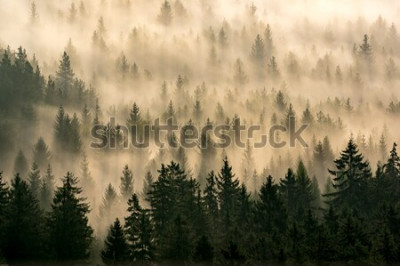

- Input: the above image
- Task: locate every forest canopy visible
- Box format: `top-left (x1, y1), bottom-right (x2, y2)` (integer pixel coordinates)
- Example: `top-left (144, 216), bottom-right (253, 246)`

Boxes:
top-left (0, 0), bottom-right (400, 264)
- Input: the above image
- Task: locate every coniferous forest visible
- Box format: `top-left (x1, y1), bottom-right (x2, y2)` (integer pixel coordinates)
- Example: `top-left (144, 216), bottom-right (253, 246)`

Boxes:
top-left (1, 0), bottom-right (400, 264)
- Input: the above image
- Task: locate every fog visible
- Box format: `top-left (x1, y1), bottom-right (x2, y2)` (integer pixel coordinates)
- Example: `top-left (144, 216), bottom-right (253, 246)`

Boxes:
top-left (1, 0), bottom-right (400, 259)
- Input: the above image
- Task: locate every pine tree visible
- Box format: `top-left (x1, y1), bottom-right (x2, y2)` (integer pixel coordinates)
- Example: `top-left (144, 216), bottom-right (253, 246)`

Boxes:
top-left (301, 107), bottom-right (314, 125)
top-left (233, 58), bottom-right (248, 86)
top-left (295, 161), bottom-right (314, 220)
top-left (47, 172), bottom-right (93, 261)
top-left (359, 34), bottom-right (373, 63)
top-left (100, 184), bottom-right (117, 217)
top-left (142, 171), bottom-right (153, 202)
top-left (0, 172), bottom-right (9, 250)
top-left (322, 136), bottom-right (335, 164)
top-left (80, 152), bottom-right (94, 191)
top-left (203, 171), bottom-right (219, 233)
top-left (324, 139), bottom-right (372, 212)
top-left (165, 215), bottom-right (191, 260)
top-left (280, 168), bottom-right (297, 220)
top-left (268, 56), bottom-right (280, 80)
top-left (28, 162), bottom-right (41, 200)
top-left (216, 158), bottom-right (241, 240)
top-left (127, 102), bottom-right (142, 126)
top-left (275, 90), bottom-right (287, 112)
top-left (31, 1), bottom-right (38, 24)
top-left (149, 161), bottom-right (198, 254)
top-left (33, 137), bottom-right (51, 170)
top-left (219, 27), bottom-right (227, 47)
top-left (313, 141), bottom-right (325, 177)
top-left (283, 103), bottom-right (296, 130)
top-left (379, 134), bottom-right (388, 162)
top-left (158, 0), bottom-right (173, 25)
top-left (261, 26), bottom-right (273, 55)
top-left (101, 218), bottom-right (129, 264)
top-left (56, 52), bottom-right (74, 96)
top-left (40, 164), bottom-right (54, 211)
top-left (193, 235), bottom-right (214, 263)
top-left (120, 165), bottom-right (134, 200)
top-left (251, 34), bottom-right (266, 66)
top-left (124, 194), bottom-right (154, 261)
top-left (383, 143), bottom-right (400, 179)
top-left (3, 174), bottom-right (43, 261)
top-left (13, 150), bottom-right (28, 177)
top-left (81, 104), bottom-right (91, 137)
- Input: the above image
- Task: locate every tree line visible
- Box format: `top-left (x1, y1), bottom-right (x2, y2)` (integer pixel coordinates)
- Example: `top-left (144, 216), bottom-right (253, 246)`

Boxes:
top-left (0, 138), bottom-right (400, 264)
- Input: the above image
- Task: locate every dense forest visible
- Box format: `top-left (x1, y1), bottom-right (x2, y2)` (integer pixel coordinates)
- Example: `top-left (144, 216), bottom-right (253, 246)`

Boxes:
top-left (1, 0), bottom-right (400, 264)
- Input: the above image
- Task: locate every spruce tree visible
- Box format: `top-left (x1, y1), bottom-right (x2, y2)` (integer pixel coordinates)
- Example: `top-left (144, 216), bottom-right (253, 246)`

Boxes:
top-left (295, 161), bottom-right (314, 220)
top-left (193, 235), bottom-right (214, 263)
top-left (101, 218), bottom-right (128, 264)
top-left (100, 184), bottom-right (117, 217)
top-left (120, 165), bottom-right (134, 200)
top-left (158, 0), bottom-right (173, 25)
top-left (124, 194), bottom-right (154, 261)
top-left (32, 137), bottom-right (51, 170)
top-left (3, 174), bottom-right (43, 261)
top-left (216, 158), bottom-right (241, 241)
top-left (47, 172), bottom-right (93, 261)
top-left (280, 168), bottom-right (297, 220)
top-left (142, 171), bottom-right (153, 202)
top-left (40, 164), bottom-right (54, 210)
top-left (56, 52), bottom-right (74, 96)
top-left (0, 172), bottom-right (8, 251)
top-left (28, 162), bottom-right (41, 200)
top-left (256, 175), bottom-right (286, 233)
top-left (251, 34), bottom-right (266, 66)
top-left (324, 139), bottom-right (372, 212)
top-left (13, 150), bottom-right (28, 177)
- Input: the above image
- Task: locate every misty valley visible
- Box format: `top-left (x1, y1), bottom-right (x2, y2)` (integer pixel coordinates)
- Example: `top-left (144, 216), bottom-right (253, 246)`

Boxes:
top-left (0, 0), bottom-right (400, 265)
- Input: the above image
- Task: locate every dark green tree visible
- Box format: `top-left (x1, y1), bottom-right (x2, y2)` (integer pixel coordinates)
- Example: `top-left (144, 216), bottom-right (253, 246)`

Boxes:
top-left (124, 194), bottom-right (154, 261)
top-left (47, 172), bottom-right (93, 261)
top-left (324, 139), bottom-right (372, 212)
top-left (193, 235), bottom-right (214, 263)
top-left (3, 174), bottom-right (43, 261)
top-left (101, 218), bottom-right (128, 264)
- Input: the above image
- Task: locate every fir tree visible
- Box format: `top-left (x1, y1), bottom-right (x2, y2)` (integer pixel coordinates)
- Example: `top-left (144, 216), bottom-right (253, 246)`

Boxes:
top-left (193, 235), bottom-right (214, 263)
top-left (47, 172), bottom-right (93, 261)
top-left (101, 218), bottom-right (129, 264)
top-left (324, 139), bottom-right (372, 212)
top-left (3, 174), bottom-right (43, 261)
top-left (120, 165), bottom-right (134, 200)
top-left (251, 34), bottom-right (266, 66)
top-left (158, 0), bottom-right (173, 25)
top-left (56, 52), bottom-right (74, 96)
top-left (28, 162), bottom-right (41, 200)
top-left (124, 194), bottom-right (154, 261)
top-left (100, 184), bottom-right (118, 217)
top-left (32, 137), bottom-right (51, 170)
top-left (216, 158), bottom-right (241, 240)
top-left (0, 172), bottom-right (8, 250)
top-left (13, 150), bottom-right (28, 178)
top-left (40, 164), bottom-right (54, 211)
top-left (233, 58), bottom-right (248, 86)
